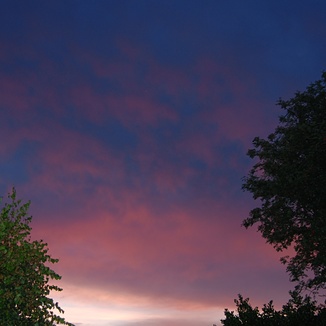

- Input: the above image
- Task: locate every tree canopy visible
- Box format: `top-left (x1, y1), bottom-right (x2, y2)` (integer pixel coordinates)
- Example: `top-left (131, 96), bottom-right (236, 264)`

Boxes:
top-left (0, 188), bottom-right (74, 325)
top-left (221, 291), bottom-right (326, 326)
top-left (242, 72), bottom-right (326, 293)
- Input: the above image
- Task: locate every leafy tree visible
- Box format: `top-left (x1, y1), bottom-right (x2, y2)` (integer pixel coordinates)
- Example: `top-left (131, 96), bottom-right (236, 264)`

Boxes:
top-left (221, 291), bottom-right (326, 326)
top-left (0, 188), bottom-right (74, 325)
top-left (242, 72), bottom-right (326, 293)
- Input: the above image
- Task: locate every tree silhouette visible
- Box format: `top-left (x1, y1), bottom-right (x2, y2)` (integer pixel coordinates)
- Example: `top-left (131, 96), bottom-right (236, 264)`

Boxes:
top-left (221, 291), bottom-right (326, 326)
top-left (242, 72), bottom-right (326, 293)
top-left (221, 72), bottom-right (326, 326)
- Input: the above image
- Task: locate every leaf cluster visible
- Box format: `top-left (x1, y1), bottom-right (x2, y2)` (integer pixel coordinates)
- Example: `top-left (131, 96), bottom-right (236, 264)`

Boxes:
top-left (0, 188), bottom-right (74, 325)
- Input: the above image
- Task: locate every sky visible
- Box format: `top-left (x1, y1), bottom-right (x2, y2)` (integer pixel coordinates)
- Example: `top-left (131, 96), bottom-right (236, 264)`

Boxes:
top-left (0, 1), bottom-right (326, 325)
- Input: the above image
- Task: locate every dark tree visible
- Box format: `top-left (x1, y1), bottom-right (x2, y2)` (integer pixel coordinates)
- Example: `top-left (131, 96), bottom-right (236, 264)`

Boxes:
top-left (242, 72), bottom-right (326, 292)
top-left (0, 189), bottom-right (74, 325)
top-left (221, 291), bottom-right (326, 326)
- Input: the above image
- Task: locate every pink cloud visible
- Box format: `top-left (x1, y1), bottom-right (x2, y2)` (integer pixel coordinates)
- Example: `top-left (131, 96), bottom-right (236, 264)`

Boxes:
top-left (0, 39), bottom-right (293, 326)
top-left (70, 44), bottom-right (277, 164)
top-left (30, 194), bottom-right (290, 310)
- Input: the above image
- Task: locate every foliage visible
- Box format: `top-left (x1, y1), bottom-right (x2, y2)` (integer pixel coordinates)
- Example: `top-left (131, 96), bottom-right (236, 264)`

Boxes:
top-left (0, 188), bottom-right (74, 325)
top-left (242, 72), bottom-right (326, 292)
top-left (221, 291), bottom-right (326, 326)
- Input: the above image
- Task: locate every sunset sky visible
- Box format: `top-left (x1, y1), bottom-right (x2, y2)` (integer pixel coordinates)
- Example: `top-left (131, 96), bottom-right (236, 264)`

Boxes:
top-left (1, 1), bottom-right (326, 325)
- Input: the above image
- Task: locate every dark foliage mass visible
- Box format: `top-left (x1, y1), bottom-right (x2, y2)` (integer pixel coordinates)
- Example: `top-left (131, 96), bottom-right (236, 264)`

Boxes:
top-left (242, 72), bottom-right (326, 293)
top-left (221, 291), bottom-right (326, 326)
top-left (0, 189), bottom-right (74, 325)
top-left (221, 72), bottom-right (326, 326)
